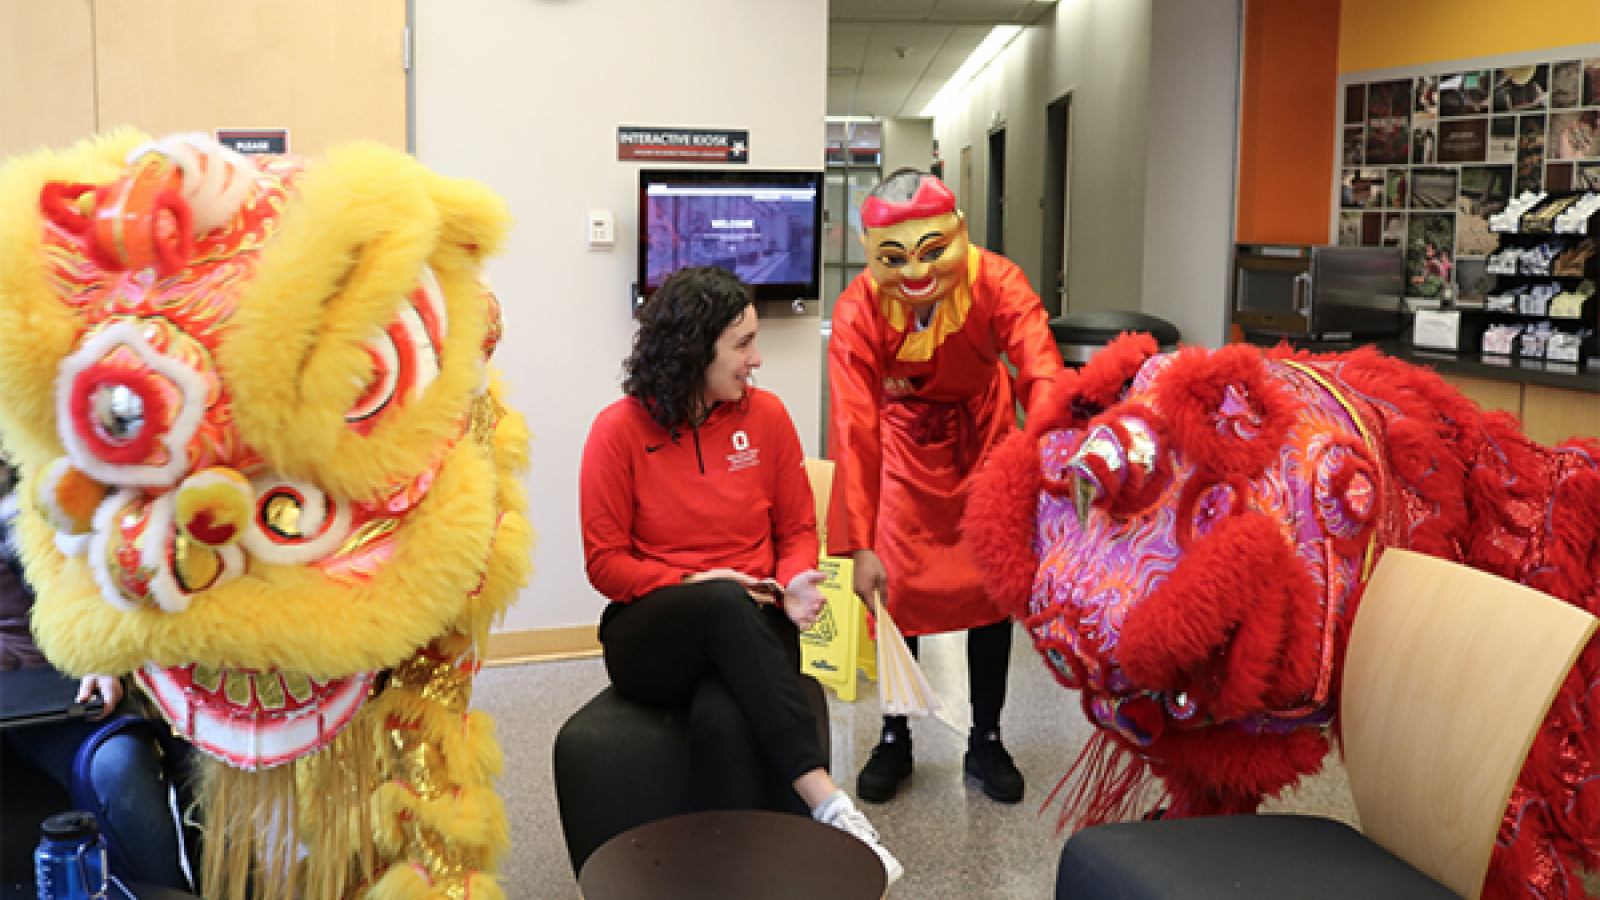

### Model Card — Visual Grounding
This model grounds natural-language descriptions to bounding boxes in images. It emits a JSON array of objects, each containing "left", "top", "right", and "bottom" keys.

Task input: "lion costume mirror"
[{"left": 0, "top": 131, "right": 534, "bottom": 900}]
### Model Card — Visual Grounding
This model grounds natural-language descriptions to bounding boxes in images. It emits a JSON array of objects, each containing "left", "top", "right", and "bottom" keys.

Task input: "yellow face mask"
[{"left": 861, "top": 211, "right": 971, "bottom": 310}]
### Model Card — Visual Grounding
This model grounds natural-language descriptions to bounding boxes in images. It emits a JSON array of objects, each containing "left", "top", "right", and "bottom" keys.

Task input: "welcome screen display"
[{"left": 643, "top": 184, "right": 817, "bottom": 288}]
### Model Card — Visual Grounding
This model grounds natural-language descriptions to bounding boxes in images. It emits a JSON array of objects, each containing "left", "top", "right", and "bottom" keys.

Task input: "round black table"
[{"left": 578, "top": 809, "right": 887, "bottom": 900}]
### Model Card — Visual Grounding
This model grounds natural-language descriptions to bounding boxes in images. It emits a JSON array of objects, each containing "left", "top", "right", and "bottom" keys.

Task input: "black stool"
[{"left": 552, "top": 676, "right": 832, "bottom": 875}]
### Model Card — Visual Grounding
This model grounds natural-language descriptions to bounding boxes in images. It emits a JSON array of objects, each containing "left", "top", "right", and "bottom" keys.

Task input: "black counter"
[{"left": 1242, "top": 335, "right": 1600, "bottom": 394}]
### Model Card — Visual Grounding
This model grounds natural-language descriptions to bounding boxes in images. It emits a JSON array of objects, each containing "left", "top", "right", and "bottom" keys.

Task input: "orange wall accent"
[
  {"left": 1339, "top": 0, "right": 1600, "bottom": 73},
  {"left": 1235, "top": 0, "right": 1342, "bottom": 245}
]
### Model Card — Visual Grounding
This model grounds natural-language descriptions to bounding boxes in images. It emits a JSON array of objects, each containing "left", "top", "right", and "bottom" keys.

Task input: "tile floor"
[{"left": 475, "top": 624, "right": 1381, "bottom": 899}]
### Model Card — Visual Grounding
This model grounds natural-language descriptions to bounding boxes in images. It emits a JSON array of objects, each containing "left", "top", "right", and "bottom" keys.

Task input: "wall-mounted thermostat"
[{"left": 588, "top": 210, "right": 614, "bottom": 248}]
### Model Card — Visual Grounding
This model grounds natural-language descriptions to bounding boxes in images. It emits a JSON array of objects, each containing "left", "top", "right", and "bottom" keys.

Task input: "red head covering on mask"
[{"left": 860, "top": 176, "right": 957, "bottom": 228}]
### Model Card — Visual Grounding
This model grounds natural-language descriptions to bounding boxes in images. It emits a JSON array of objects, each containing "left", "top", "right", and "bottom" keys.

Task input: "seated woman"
[
  {"left": 0, "top": 464, "right": 194, "bottom": 891},
  {"left": 580, "top": 266, "right": 902, "bottom": 884}
]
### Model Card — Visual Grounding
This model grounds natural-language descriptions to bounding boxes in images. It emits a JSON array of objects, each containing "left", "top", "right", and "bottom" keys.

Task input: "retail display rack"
[{"left": 1464, "top": 191, "right": 1597, "bottom": 367}]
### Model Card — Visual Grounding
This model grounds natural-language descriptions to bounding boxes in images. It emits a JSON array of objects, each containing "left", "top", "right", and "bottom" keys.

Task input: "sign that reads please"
[
  {"left": 618, "top": 127, "right": 748, "bottom": 163},
  {"left": 215, "top": 129, "right": 289, "bottom": 155}
]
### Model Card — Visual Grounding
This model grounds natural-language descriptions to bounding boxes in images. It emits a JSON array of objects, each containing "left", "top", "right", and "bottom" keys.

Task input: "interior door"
[
  {"left": 960, "top": 145, "right": 973, "bottom": 212},
  {"left": 986, "top": 127, "right": 1006, "bottom": 254},
  {"left": 1042, "top": 93, "right": 1072, "bottom": 316},
  {"left": 93, "top": 0, "right": 408, "bottom": 156},
  {"left": 0, "top": 0, "right": 96, "bottom": 159}
]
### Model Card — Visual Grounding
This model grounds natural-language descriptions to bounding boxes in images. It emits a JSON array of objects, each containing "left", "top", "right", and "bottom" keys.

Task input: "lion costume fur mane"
[
  {"left": 966, "top": 333, "right": 1600, "bottom": 900},
  {"left": 0, "top": 130, "right": 533, "bottom": 900}
]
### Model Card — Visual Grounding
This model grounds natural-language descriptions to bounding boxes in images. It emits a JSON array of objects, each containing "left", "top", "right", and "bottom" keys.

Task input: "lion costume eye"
[
  {"left": 58, "top": 321, "right": 210, "bottom": 487},
  {"left": 240, "top": 476, "right": 354, "bottom": 565},
  {"left": 344, "top": 267, "right": 448, "bottom": 436},
  {"left": 346, "top": 331, "right": 402, "bottom": 426}
]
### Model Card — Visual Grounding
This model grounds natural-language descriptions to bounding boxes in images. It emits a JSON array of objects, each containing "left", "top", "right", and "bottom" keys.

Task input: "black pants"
[
  {"left": 600, "top": 580, "right": 828, "bottom": 810},
  {"left": 893, "top": 617, "right": 1013, "bottom": 735}
]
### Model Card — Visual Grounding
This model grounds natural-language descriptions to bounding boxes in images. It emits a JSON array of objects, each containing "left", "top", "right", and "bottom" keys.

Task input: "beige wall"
[
  {"left": 415, "top": 0, "right": 829, "bottom": 635},
  {"left": 933, "top": 2, "right": 1155, "bottom": 317},
  {"left": 882, "top": 117, "right": 934, "bottom": 177},
  {"left": 930, "top": 0, "right": 1243, "bottom": 348},
  {"left": 1139, "top": 0, "right": 1241, "bottom": 348}
]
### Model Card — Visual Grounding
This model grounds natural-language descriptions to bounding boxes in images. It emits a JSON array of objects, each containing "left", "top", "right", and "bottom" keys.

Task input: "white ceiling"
[{"left": 828, "top": 0, "right": 1056, "bottom": 118}]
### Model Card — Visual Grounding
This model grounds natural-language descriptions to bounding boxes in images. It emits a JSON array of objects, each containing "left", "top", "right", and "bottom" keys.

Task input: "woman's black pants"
[{"left": 600, "top": 579, "right": 828, "bottom": 811}]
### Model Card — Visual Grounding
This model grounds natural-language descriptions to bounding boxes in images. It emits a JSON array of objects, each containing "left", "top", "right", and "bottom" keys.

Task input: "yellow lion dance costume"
[{"left": 0, "top": 130, "right": 533, "bottom": 900}]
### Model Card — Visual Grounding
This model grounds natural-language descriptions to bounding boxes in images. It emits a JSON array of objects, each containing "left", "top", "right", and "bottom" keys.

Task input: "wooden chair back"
[{"left": 1341, "top": 549, "right": 1597, "bottom": 900}]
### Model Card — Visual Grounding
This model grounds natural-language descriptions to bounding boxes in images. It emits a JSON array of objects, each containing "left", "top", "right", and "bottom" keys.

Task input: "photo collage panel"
[{"left": 1339, "top": 58, "right": 1600, "bottom": 298}]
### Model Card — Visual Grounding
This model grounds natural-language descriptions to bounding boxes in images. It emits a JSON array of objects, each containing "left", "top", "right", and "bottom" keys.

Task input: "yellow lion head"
[{"left": 0, "top": 130, "right": 532, "bottom": 773}]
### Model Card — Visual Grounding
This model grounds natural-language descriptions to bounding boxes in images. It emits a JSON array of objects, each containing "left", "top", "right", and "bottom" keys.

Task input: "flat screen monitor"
[{"left": 638, "top": 169, "right": 823, "bottom": 308}]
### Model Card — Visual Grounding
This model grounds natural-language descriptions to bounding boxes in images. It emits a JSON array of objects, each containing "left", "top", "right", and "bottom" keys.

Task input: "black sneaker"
[
  {"left": 856, "top": 730, "right": 913, "bottom": 803},
  {"left": 964, "top": 729, "right": 1024, "bottom": 803}
]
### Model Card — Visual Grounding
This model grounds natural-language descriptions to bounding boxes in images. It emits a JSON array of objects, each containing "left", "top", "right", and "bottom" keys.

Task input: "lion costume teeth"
[{"left": 0, "top": 130, "right": 533, "bottom": 900}]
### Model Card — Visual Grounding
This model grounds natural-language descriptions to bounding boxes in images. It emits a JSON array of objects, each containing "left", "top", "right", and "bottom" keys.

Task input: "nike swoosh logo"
[{"left": 645, "top": 444, "right": 665, "bottom": 453}]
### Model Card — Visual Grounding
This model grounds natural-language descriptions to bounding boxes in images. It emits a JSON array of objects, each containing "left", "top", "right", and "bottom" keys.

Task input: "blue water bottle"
[{"left": 33, "top": 811, "right": 108, "bottom": 900}]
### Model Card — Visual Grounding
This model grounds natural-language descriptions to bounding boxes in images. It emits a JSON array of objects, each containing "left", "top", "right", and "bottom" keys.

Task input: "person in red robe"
[{"left": 827, "top": 170, "right": 1063, "bottom": 803}]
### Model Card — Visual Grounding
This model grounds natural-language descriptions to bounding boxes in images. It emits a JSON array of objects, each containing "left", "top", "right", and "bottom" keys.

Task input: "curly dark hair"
[{"left": 624, "top": 266, "right": 753, "bottom": 433}]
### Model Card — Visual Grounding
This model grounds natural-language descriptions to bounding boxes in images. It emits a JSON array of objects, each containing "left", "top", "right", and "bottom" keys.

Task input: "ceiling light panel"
[{"left": 920, "top": 23, "right": 1022, "bottom": 117}]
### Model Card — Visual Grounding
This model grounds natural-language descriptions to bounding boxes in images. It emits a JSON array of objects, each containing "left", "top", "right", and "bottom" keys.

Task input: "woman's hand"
[
  {"left": 783, "top": 569, "right": 827, "bottom": 631},
  {"left": 684, "top": 567, "right": 756, "bottom": 586},
  {"left": 684, "top": 568, "right": 776, "bottom": 605},
  {"left": 77, "top": 674, "right": 121, "bottom": 721}
]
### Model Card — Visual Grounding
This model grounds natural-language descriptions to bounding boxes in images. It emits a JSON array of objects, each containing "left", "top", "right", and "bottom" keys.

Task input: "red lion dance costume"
[{"left": 965, "top": 334, "right": 1599, "bottom": 899}]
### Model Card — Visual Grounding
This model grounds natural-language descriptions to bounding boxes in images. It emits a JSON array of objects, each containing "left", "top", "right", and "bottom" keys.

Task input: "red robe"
[{"left": 827, "top": 248, "right": 1063, "bottom": 636}]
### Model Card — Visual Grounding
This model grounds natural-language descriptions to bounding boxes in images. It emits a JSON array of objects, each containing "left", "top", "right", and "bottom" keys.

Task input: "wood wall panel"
[
  {"left": 1439, "top": 374, "right": 1523, "bottom": 419},
  {"left": 0, "top": 0, "right": 96, "bottom": 159},
  {"left": 1521, "top": 385, "right": 1600, "bottom": 447},
  {"left": 92, "top": 0, "right": 406, "bottom": 157}
]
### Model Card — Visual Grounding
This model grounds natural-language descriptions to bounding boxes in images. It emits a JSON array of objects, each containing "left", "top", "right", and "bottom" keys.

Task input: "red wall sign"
[{"left": 618, "top": 127, "right": 749, "bottom": 163}]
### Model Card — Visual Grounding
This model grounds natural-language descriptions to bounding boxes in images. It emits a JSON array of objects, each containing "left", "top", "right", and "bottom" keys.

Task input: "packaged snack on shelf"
[
  {"left": 1518, "top": 323, "right": 1551, "bottom": 358},
  {"left": 1546, "top": 331, "right": 1585, "bottom": 362},
  {"left": 1482, "top": 324, "right": 1522, "bottom": 355},
  {"left": 1550, "top": 292, "right": 1586, "bottom": 318}
]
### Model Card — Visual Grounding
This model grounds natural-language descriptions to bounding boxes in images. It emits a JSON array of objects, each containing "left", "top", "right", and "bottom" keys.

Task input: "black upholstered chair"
[
  {"left": 1054, "top": 550, "right": 1598, "bottom": 900},
  {"left": 0, "top": 750, "right": 73, "bottom": 885},
  {"left": 552, "top": 675, "right": 832, "bottom": 876},
  {"left": 1, "top": 712, "right": 196, "bottom": 890}
]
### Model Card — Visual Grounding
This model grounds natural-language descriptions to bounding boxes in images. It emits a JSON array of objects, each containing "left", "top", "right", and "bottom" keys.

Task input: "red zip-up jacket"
[{"left": 580, "top": 388, "right": 819, "bottom": 603}]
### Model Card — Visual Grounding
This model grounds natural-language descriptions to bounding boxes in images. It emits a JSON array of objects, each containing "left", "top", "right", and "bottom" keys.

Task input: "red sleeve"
[
  {"left": 987, "top": 254, "right": 1064, "bottom": 416},
  {"left": 764, "top": 396, "right": 820, "bottom": 585},
  {"left": 825, "top": 275, "right": 887, "bottom": 557},
  {"left": 579, "top": 402, "right": 687, "bottom": 602}
]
